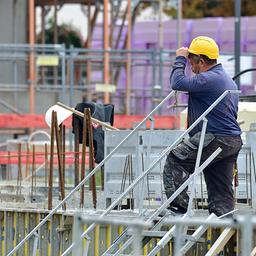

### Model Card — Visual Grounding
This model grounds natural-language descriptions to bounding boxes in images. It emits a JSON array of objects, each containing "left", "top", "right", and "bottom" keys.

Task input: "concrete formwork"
[{"left": 2, "top": 208, "right": 254, "bottom": 256}]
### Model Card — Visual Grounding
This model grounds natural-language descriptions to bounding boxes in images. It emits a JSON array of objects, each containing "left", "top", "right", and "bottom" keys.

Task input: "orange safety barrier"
[
  {"left": 0, "top": 114, "right": 179, "bottom": 130},
  {"left": 0, "top": 151, "right": 89, "bottom": 165},
  {"left": 114, "top": 115, "right": 179, "bottom": 129},
  {"left": 0, "top": 114, "right": 179, "bottom": 166}
]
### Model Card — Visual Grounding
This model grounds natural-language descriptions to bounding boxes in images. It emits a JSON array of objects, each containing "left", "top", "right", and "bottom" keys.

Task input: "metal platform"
[
  {"left": 104, "top": 130, "right": 256, "bottom": 209},
  {"left": 6, "top": 90, "right": 256, "bottom": 256}
]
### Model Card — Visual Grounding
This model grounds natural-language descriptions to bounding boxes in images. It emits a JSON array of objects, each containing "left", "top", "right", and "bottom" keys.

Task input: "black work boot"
[{"left": 168, "top": 202, "right": 187, "bottom": 214}]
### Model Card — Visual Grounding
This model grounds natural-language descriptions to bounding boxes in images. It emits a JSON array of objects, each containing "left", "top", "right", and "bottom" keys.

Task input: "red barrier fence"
[{"left": 0, "top": 114, "right": 179, "bottom": 130}]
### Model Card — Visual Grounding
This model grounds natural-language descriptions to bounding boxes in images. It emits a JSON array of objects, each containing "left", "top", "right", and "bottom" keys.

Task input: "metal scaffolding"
[
  {"left": 7, "top": 89, "right": 243, "bottom": 256},
  {"left": 26, "top": 0, "right": 166, "bottom": 115}
]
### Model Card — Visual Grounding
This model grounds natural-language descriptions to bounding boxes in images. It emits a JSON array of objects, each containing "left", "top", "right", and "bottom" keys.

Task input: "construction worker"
[{"left": 163, "top": 36, "right": 242, "bottom": 216}]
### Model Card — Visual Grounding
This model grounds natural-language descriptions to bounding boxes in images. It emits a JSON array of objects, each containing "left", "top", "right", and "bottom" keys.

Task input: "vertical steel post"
[
  {"left": 158, "top": 0, "right": 163, "bottom": 49},
  {"left": 41, "top": 5, "right": 46, "bottom": 85},
  {"left": 86, "top": 0, "right": 92, "bottom": 101},
  {"left": 176, "top": 0, "right": 182, "bottom": 48},
  {"left": 12, "top": 2, "right": 17, "bottom": 44},
  {"left": 187, "top": 118, "right": 208, "bottom": 213},
  {"left": 28, "top": 0, "right": 35, "bottom": 114},
  {"left": 158, "top": 0, "right": 163, "bottom": 112},
  {"left": 152, "top": 50, "right": 157, "bottom": 111},
  {"left": 41, "top": 6, "right": 45, "bottom": 44},
  {"left": 72, "top": 215, "right": 83, "bottom": 256},
  {"left": 12, "top": 0, "right": 17, "bottom": 109},
  {"left": 158, "top": 49, "right": 163, "bottom": 115},
  {"left": 104, "top": 0, "right": 110, "bottom": 103},
  {"left": 14, "top": 60, "right": 18, "bottom": 109},
  {"left": 132, "top": 226, "right": 143, "bottom": 256},
  {"left": 69, "top": 47, "right": 74, "bottom": 108},
  {"left": 32, "top": 232, "right": 39, "bottom": 256},
  {"left": 241, "top": 214, "right": 253, "bottom": 256},
  {"left": 69, "top": 48, "right": 75, "bottom": 159},
  {"left": 61, "top": 44, "right": 66, "bottom": 103},
  {"left": 136, "top": 133, "right": 144, "bottom": 211},
  {"left": 174, "top": 223, "right": 183, "bottom": 256},
  {"left": 53, "top": 0, "right": 58, "bottom": 86},
  {"left": 125, "top": 0, "right": 132, "bottom": 115},
  {"left": 234, "top": 0, "right": 241, "bottom": 89}
]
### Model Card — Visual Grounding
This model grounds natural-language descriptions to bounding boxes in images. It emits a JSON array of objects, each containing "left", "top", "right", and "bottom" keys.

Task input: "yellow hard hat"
[{"left": 188, "top": 36, "right": 219, "bottom": 59}]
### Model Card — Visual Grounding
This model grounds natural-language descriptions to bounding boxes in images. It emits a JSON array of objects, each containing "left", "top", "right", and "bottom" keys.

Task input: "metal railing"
[
  {"left": 0, "top": 44, "right": 177, "bottom": 115},
  {"left": 72, "top": 212, "right": 256, "bottom": 256},
  {"left": 102, "top": 148, "right": 221, "bottom": 256},
  {"left": 7, "top": 89, "right": 239, "bottom": 255},
  {"left": 73, "top": 214, "right": 152, "bottom": 256},
  {"left": 1, "top": 43, "right": 254, "bottom": 115},
  {"left": 7, "top": 87, "right": 175, "bottom": 256},
  {"left": 163, "top": 214, "right": 256, "bottom": 256},
  {"left": 61, "top": 90, "right": 238, "bottom": 255}
]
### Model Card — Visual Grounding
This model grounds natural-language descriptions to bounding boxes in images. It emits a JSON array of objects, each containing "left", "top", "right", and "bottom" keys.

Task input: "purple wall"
[
  {"left": 132, "top": 16, "right": 256, "bottom": 52},
  {"left": 91, "top": 17, "right": 256, "bottom": 114}
]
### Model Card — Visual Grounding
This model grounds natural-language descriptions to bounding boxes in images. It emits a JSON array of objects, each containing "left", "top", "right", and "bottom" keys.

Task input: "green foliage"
[
  {"left": 163, "top": 0, "right": 256, "bottom": 18},
  {"left": 37, "top": 18, "right": 83, "bottom": 48}
]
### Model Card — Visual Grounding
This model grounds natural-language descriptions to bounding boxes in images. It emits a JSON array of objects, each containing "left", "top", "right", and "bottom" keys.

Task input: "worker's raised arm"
[{"left": 170, "top": 55, "right": 208, "bottom": 93}]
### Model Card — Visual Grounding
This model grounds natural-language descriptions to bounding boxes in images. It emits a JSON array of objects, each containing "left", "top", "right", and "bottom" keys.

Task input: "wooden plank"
[{"left": 205, "top": 228, "right": 235, "bottom": 256}]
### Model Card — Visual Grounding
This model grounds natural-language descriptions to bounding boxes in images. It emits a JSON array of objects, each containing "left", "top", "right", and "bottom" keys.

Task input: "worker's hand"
[{"left": 176, "top": 47, "right": 188, "bottom": 58}]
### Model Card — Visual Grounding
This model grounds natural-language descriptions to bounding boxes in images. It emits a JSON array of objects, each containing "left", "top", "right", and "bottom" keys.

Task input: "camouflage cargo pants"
[{"left": 163, "top": 135, "right": 242, "bottom": 216}]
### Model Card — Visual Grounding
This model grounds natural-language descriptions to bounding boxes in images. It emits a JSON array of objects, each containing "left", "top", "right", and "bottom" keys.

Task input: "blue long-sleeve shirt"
[{"left": 170, "top": 56, "right": 241, "bottom": 136}]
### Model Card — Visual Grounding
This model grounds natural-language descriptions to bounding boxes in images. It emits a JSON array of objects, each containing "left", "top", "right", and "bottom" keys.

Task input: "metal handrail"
[
  {"left": 9, "top": 89, "right": 240, "bottom": 255},
  {"left": 62, "top": 89, "right": 240, "bottom": 255},
  {"left": 146, "top": 152, "right": 222, "bottom": 256},
  {"left": 163, "top": 214, "right": 256, "bottom": 256},
  {"left": 109, "top": 147, "right": 221, "bottom": 256},
  {"left": 0, "top": 43, "right": 63, "bottom": 49},
  {"left": 74, "top": 214, "right": 152, "bottom": 256},
  {"left": 7, "top": 90, "right": 176, "bottom": 256}
]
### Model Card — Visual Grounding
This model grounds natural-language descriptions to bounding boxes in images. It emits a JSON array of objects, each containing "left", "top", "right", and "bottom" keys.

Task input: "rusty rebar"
[
  {"left": 74, "top": 116, "right": 80, "bottom": 186},
  {"left": 48, "top": 110, "right": 55, "bottom": 210},
  {"left": 16, "top": 143, "right": 22, "bottom": 199},
  {"left": 62, "top": 125, "right": 66, "bottom": 183},
  {"left": 44, "top": 143, "right": 48, "bottom": 196},
  {"left": 101, "top": 166, "right": 104, "bottom": 191},
  {"left": 80, "top": 109, "right": 87, "bottom": 208},
  {"left": 31, "top": 144, "right": 36, "bottom": 202},
  {"left": 33, "top": 144, "right": 36, "bottom": 194},
  {"left": 86, "top": 108, "right": 97, "bottom": 209},
  {"left": 54, "top": 111, "right": 66, "bottom": 210},
  {"left": 25, "top": 143, "right": 30, "bottom": 178},
  {"left": 7, "top": 151, "right": 11, "bottom": 180},
  {"left": 58, "top": 123, "right": 63, "bottom": 200}
]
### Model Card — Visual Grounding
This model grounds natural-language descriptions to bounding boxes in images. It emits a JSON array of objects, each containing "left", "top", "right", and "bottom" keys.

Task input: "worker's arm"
[{"left": 170, "top": 56, "right": 208, "bottom": 93}]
